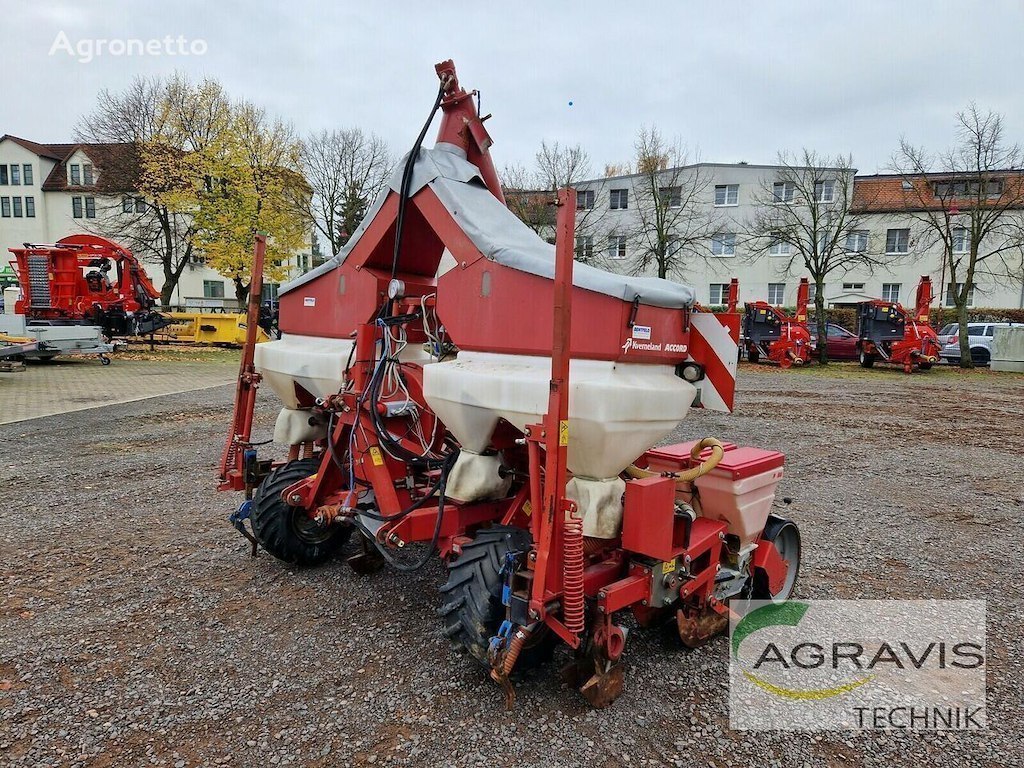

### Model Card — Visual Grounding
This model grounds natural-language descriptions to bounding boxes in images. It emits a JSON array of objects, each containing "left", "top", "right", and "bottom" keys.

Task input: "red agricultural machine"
[
  {"left": 742, "top": 277, "right": 812, "bottom": 367},
  {"left": 856, "top": 276, "right": 941, "bottom": 373},
  {"left": 8, "top": 234, "right": 170, "bottom": 339},
  {"left": 218, "top": 60, "right": 801, "bottom": 708}
]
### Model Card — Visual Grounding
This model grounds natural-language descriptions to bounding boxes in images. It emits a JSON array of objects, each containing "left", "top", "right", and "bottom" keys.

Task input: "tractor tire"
[
  {"left": 746, "top": 345, "right": 760, "bottom": 364},
  {"left": 859, "top": 350, "right": 876, "bottom": 368},
  {"left": 438, "top": 525, "right": 555, "bottom": 671},
  {"left": 250, "top": 458, "right": 351, "bottom": 566},
  {"left": 753, "top": 515, "right": 801, "bottom": 602}
]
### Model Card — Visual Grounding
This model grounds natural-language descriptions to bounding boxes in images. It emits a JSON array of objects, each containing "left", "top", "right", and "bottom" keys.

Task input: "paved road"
[{"left": 0, "top": 356, "right": 236, "bottom": 424}]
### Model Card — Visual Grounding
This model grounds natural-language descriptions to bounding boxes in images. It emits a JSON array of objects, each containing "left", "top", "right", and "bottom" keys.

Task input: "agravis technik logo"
[{"left": 729, "top": 600, "right": 986, "bottom": 731}]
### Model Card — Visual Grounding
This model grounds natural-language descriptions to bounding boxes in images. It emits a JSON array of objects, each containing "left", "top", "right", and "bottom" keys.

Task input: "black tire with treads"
[
  {"left": 250, "top": 458, "right": 351, "bottom": 566},
  {"left": 438, "top": 525, "right": 554, "bottom": 670}
]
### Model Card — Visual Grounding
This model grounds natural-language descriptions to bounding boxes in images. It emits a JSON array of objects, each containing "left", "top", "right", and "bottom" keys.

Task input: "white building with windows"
[
  {"left": 573, "top": 164, "right": 1024, "bottom": 310},
  {"left": 0, "top": 135, "right": 311, "bottom": 309}
]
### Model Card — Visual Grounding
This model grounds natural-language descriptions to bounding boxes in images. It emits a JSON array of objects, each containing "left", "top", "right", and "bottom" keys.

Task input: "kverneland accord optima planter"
[{"left": 218, "top": 60, "right": 801, "bottom": 708}]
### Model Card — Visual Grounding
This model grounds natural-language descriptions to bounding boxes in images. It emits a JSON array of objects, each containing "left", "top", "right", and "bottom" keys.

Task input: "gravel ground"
[{"left": 1, "top": 362, "right": 1022, "bottom": 767}]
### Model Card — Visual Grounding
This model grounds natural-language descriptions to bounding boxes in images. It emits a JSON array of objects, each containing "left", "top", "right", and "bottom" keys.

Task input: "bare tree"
[
  {"left": 746, "top": 150, "right": 885, "bottom": 363},
  {"left": 501, "top": 163, "right": 555, "bottom": 238},
  {"left": 626, "top": 127, "right": 718, "bottom": 280},
  {"left": 891, "top": 105, "right": 1024, "bottom": 367},
  {"left": 299, "top": 128, "right": 393, "bottom": 255},
  {"left": 502, "top": 141, "right": 603, "bottom": 255}
]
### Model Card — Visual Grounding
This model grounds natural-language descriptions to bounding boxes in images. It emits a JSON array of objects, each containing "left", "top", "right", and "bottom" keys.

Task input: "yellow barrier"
[{"left": 161, "top": 313, "right": 270, "bottom": 346}]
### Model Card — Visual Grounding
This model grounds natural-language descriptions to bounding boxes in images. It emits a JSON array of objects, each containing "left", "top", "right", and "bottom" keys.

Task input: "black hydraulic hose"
[
  {"left": 366, "top": 451, "right": 459, "bottom": 572},
  {"left": 387, "top": 79, "right": 448, "bottom": 292}
]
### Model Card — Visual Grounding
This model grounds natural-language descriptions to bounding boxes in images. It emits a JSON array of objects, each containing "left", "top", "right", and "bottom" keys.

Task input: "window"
[
  {"left": 576, "top": 190, "right": 595, "bottom": 210},
  {"left": 881, "top": 283, "right": 901, "bottom": 302},
  {"left": 608, "top": 234, "right": 628, "bottom": 260},
  {"left": 843, "top": 282, "right": 865, "bottom": 291},
  {"left": 934, "top": 179, "right": 1003, "bottom": 199},
  {"left": 12, "top": 197, "right": 22, "bottom": 217},
  {"left": 1, "top": 197, "right": 9, "bottom": 217},
  {"left": 10, "top": 165, "right": 20, "bottom": 185},
  {"left": 709, "top": 283, "right": 731, "bottom": 305},
  {"left": 25, "top": 196, "right": 35, "bottom": 217},
  {"left": 262, "top": 284, "right": 280, "bottom": 302},
  {"left": 667, "top": 235, "right": 682, "bottom": 256},
  {"left": 814, "top": 180, "right": 835, "bottom": 203},
  {"left": 711, "top": 232, "right": 736, "bottom": 256},
  {"left": 122, "top": 196, "right": 134, "bottom": 213},
  {"left": 845, "top": 230, "right": 869, "bottom": 253},
  {"left": 659, "top": 186, "right": 681, "bottom": 208},
  {"left": 85, "top": 197, "right": 96, "bottom": 218},
  {"left": 610, "top": 188, "right": 628, "bottom": 210},
  {"left": 768, "top": 234, "right": 790, "bottom": 256},
  {"left": 83, "top": 164, "right": 94, "bottom": 186},
  {"left": 72, "top": 196, "right": 83, "bottom": 218},
  {"left": 773, "top": 181, "right": 796, "bottom": 203},
  {"left": 983, "top": 325, "right": 995, "bottom": 337},
  {"left": 945, "top": 282, "right": 975, "bottom": 307},
  {"left": 885, "top": 228, "right": 910, "bottom": 254},
  {"left": 952, "top": 227, "right": 969, "bottom": 253},
  {"left": 70, "top": 164, "right": 81, "bottom": 185},
  {"left": 575, "top": 235, "right": 594, "bottom": 260},
  {"left": 23, "top": 164, "right": 32, "bottom": 185},
  {"left": 767, "top": 283, "right": 786, "bottom": 305},
  {"left": 0, "top": 165, "right": 7, "bottom": 185},
  {"left": 714, "top": 184, "right": 739, "bottom": 206},
  {"left": 203, "top": 280, "right": 226, "bottom": 299},
  {"left": 135, "top": 197, "right": 146, "bottom": 213}
]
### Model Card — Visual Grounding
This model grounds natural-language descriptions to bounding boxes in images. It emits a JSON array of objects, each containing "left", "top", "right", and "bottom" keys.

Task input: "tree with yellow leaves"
[{"left": 191, "top": 102, "right": 308, "bottom": 304}]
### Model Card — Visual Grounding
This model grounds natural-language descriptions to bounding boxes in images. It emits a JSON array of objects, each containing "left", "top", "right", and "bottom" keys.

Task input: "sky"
[{"left": 2, "top": 1, "right": 1023, "bottom": 177}]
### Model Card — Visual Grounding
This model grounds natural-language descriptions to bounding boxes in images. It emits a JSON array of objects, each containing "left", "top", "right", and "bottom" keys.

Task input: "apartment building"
[
  {"left": 0, "top": 135, "right": 311, "bottom": 308},
  {"left": 573, "top": 164, "right": 1024, "bottom": 310}
]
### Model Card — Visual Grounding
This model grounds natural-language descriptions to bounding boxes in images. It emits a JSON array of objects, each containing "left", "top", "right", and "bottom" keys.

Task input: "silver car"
[{"left": 937, "top": 322, "right": 1021, "bottom": 365}]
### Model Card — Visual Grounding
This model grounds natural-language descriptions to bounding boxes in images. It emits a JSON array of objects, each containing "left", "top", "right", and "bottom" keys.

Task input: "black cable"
[
  {"left": 367, "top": 351, "right": 447, "bottom": 470},
  {"left": 388, "top": 79, "right": 449, "bottom": 289},
  {"left": 363, "top": 451, "right": 458, "bottom": 572}
]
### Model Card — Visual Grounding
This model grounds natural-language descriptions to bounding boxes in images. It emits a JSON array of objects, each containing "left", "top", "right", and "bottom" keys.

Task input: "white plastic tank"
[{"left": 423, "top": 350, "right": 695, "bottom": 480}]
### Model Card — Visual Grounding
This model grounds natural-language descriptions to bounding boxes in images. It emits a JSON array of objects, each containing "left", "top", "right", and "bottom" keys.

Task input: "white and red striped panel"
[{"left": 687, "top": 312, "right": 739, "bottom": 412}]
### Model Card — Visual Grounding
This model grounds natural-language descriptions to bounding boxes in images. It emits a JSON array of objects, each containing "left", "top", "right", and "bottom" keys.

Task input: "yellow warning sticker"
[
  {"left": 662, "top": 558, "right": 677, "bottom": 574},
  {"left": 369, "top": 446, "right": 384, "bottom": 466},
  {"left": 523, "top": 500, "right": 533, "bottom": 517},
  {"left": 559, "top": 420, "right": 569, "bottom": 446}
]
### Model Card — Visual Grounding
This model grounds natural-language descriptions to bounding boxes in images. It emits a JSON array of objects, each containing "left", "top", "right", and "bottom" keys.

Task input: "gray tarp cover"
[{"left": 281, "top": 144, "right": 695, "bottom": 309}]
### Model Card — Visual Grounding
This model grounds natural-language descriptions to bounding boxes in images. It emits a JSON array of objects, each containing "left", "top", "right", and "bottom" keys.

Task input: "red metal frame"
[{"left": 218, "top": 234, "right": 268, "bottom": 492}]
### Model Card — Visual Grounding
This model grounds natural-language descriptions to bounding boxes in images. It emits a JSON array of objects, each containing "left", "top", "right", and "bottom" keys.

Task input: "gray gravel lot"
[{"left": 1, "top": 363, "right": 1022, "bottom": 767}]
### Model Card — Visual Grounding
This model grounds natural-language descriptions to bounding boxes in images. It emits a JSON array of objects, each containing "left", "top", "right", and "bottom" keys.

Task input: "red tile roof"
[
  {"left": 852, "top": 171, "right": 1024, "bottom": 213},
  {"left": 0, "top": 135, "right": 76, "bottom": 161},
  {"left": 1, "top": 135, "right": 141, "bottom": 194}
]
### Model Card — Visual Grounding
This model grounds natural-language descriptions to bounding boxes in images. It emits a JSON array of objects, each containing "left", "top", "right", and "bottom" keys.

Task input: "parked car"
[
  {"left": 938, "top": 322, "right": 1022, "bottom": 365},
  {"left": 808, "top": 323, "right": 860, "bottom": 361}
]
